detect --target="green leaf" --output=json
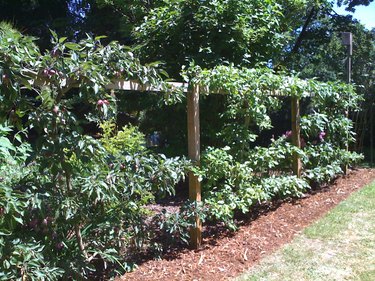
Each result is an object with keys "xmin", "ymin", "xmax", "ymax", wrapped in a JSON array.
[
  {"xmin": 59, "ymin": 37, "xmax": 68, "ymax": 44},
  {"xmin": 49, "ymin": 29, "xmax": 58, "ymax": 41},
  {"xmin": 0, "ymin": 137, "xmax": 15, "ymax": 151},
  {"xmin": 64, "ymin": 42, "xmax": 80, "ymax": 51},
  {"xmin": 12, "ymin": 216, "xmax": 23, "ymax": 225},
  {"xmin": 94, "ymin": 35, "xmax": 107, "ymax": 41},
  {"xmin": 3, "ymin": 260, "xmax": 10, "ymax": 269}
]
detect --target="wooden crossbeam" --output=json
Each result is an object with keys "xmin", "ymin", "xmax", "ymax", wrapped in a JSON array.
[
  {"xmin": 106, "ymin": 80, "xmax": 189, "ymax": 92},
  {"xmin": 25, "ymin": 70, "xmax": 309, "ymax": 97},
  {"xmin": 106, "ymin": 81, "xmax": 309, "ymax": 97}
]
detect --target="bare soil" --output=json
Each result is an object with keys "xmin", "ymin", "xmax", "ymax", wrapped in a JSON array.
[{"xmin": 119, "ymin": 168, "xmax": 375, "ymax": 281}]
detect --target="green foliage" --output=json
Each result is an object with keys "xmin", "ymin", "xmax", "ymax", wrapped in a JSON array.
[
  {"xmin": 299, "ymin": 80, "xmax": 364, "ymax": 183},
  {"xmin": 100, "ymin": 120, "xmax": 146, "ymax": 155},
  {"xmin": 197, "ymin": 146, "xmax": 309, "ymax": 229},
  {"xmin": 0, "ymin": 125, "xmax": 64, "ymax": 280},
  {"xmin": 154, "ymin": 201, "xmax": 207, "ymax": 248},
  {"xmin": 279, "ymin": 8, "xmax": 375, "ymax": 158},
  {"xmin": 0, "ymin": 122, "xmax": 189, "ymax": 278},
  {"xmin": 261, "ymin": 175, "xmax": 310, "ymax": 198},
  {"xmin": 186, "ymin": 64, "xmax": 363, "ymax": 229},
  {"xmin": 303, "ymin": 144, "xmax": 363, "ymax": 183},
  {"xmin": 0, "ymin": 125, "xmax": 31, "ymax": 230},
  {"xmin": 185, "ymin": 64, "xmax": 358, "ymax": 99},
  {"xmin": 184, "ymin": 64, "xmax": 361, "ymax": 157},
  {"xmin": 248, "ymin": 137, "xmax": 304, "ymax": 174},
  {"xmin": 134, "ymin": 0, "xmax": 286, "ymax": 76},
  {"xmin": 0, "ymin": 25, "xmax": 189, "ymax": 279},
  {"xmin": 0, "ymin": 22, "xmax": 366, "ymax": 279},
  {"xmin": 0, "ymin": 241, "xmax": 64, "ymax": 281},
  {"xmin": 0, "ymin": 21, "xmax": 176, "ymax": 128}
]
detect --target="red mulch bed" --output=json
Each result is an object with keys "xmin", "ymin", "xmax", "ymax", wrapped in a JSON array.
[{"xmin": 119, "ymin": 168, "xmax": 375, "ymax": 281}]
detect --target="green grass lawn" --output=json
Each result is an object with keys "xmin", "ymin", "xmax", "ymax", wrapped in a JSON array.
[{"xmin": 236, "ymin": 181, "xmax": 375, "ymax": 281}]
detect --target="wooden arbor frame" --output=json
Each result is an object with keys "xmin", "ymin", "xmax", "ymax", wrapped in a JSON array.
[
  {"xmin": 29, "ymin": 77, "xmax": 302, "ymax": 249},
  {"xmin": 107, "ymin": 80, "xmax": 303, "ymax": 249}
]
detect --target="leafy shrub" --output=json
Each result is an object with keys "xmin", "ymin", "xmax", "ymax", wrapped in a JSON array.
[
  {"xmin": 197, "ymin": 146, "xmax": 310, "ymax": 229},
  {"xmin": 100, "ymin": 120, "xmax": 146, "ymax": 155},
  {"xmin": 0, "ymin": 123, "xmax": 190, "ymax": 278},
  {"xmin": 303, "ymin": 144, "xmax": 363, "ymax": 183},
  {"xmin": 0, "ymin": 124, "xmax": 65, "ymax": 280},
  {"xmin": 0, "ymin": 25, "xmax": 189, "ymax": 279},
  {"xmin": 247, "ymin": 136, "xmax": 305, "ymax": 175},
  {"xmin": 261, "ymin": 175, "xmax": 310, "ymax": 198},
  {"xmin": 153, "ymin": 201, "xmax": 207, "ymax": 249}
]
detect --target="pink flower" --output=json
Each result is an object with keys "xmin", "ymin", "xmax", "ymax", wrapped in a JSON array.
[
  {"xmin": 97, "ymin": 99, "xmax": 109, "ymax": 106},
  {"xmin": 53, "ymin": 106, "xmax": 59, "ymax": 114},
  {"xmin": 318, "ymin": 131, "xmax": 326, "ymax": 141}
]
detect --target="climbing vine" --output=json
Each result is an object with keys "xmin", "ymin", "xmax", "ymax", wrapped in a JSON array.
[{"xmin": 185, "ymin": 64, "xmax": 363, "ymax": 228}]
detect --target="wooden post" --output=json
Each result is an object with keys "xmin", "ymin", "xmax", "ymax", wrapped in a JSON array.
[
  {"xmin": 291, "ymin": 97, "xmax": 302, "ymax": 178},
  {"xmin": 343, "ymin": 45, "xmax": 352, "ymax": 174},
  {"xmin": 187, "ymin": 84, "xmax": 202, "ymax": 249}
]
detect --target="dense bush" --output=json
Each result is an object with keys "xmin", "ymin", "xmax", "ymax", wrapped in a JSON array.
[
  {"xmin": 0, "ymin": 125, "xmax": 65, "ymax": 280},
  {"xmin": 0, "ymin": 23, "xmax": 190, "ymax": 278}
]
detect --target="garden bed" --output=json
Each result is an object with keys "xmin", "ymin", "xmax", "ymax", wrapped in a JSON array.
[{"xmin": 120, "ymin": 168, "xmax": 375, "ymax": 281}]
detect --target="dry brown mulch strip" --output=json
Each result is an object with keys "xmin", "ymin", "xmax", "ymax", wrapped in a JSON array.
[{"xmin": 119, "ymin": 168, "xmax": 375, "ymax": 281}]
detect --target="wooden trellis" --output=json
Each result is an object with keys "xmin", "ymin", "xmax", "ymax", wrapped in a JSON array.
[
  {"xmin": 30, "ymin": 78, "xmax": 303, "ymax": 249},
  {"xmin": 106, "ymin": 80, "xmax": 303, "ymax": 249}
]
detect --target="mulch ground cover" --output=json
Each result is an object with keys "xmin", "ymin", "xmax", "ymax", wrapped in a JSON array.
[{"xmin": 119, "ymin": 168, "xmax": 375, "ymax": 281}]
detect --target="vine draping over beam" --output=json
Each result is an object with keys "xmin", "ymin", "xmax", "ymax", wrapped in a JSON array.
[
  {"xmin": 15, "ymin": 66, "xmax": 357, "ymax": 101},
  {"xmin": 183, "ymin": 64, "xmax": 358, "ymax": 101},
  {"xmin": 1, "ymin": 22, "xmax": 357, "ymax": 103}
]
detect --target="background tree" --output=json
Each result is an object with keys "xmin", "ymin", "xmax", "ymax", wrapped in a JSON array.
[
  {"xmin": 0, "ymin": 0, "xmax": 74, "ymax": 49},
  {"xmin": 279, "ymin": 5, "xmax": 375, "ymax": 160}
]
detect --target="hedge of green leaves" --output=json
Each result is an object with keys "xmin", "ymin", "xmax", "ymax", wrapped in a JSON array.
[
  {"xmin": 187, "ymin": 65, "xmax": 363, "ymax": 229},
  {"xmin": 0, "ymin": 24, "xmax": 363, "ymax": 279}
]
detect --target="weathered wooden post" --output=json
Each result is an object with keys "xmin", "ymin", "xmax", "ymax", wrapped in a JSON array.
[
  {"xmin": 187, "ymin": 83, "xmax": 202, "ymax": 249},
  {"xmin": 291, "ymin": 96, "xmax": 302, "ymax": 178}
]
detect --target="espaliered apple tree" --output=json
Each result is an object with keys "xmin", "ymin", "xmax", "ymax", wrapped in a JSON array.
[
  {"xmin": 184, "ymin": 64, "xmax": 363, "ymax": 229},
  {"xmin": 0, "ymin": 23, "xmax": 189, "ymax": 279}
]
